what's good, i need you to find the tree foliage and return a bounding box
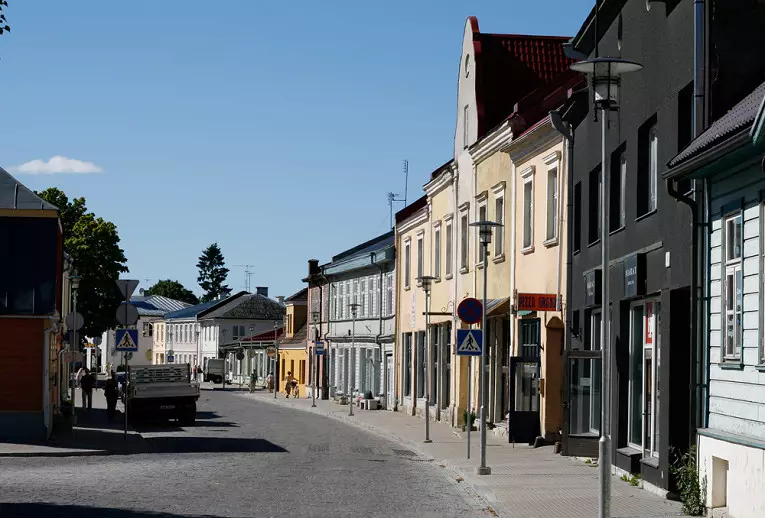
[197,243,229,302]
[0,1,11,36]
[145,279,199,306]
[37,188,129,339]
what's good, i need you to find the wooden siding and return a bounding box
[708,160,765,438]
[0,318,44,412]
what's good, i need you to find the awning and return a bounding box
[486,297,510,317]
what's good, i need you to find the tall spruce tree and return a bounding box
[196,243,230,302]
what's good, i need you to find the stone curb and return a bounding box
[0,448,111,458]
[242,393,509,517]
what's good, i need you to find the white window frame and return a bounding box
[386,273,394,317]
[619,152,627,228]
[521,166,535,252]
[543,153,560,244]
[463,105,469,149]
[445,214,454,278]
[433,221,442,279]
[361,278,367,318]
[628,299,660,458]
[723,212,743,361]
[459,203,470,273]
[416,230,425,283]
[648,125,658,213]
[492,182,506,260]
[404,238,411,290]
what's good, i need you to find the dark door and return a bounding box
[508,357,541,444]
[508,319,541,444]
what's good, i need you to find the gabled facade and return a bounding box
[0,167,64,440]
[278,288,308,398]
[666,81,765,517]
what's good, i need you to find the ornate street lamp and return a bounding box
[417,275,438,443]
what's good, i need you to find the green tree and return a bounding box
[197,243,229,302]
[145,279,199,305]
[37,188,129,339]
[0,2,11,37]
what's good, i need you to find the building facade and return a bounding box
[278,289,308,397]
[666,81,765,517]
[0,168,64,441]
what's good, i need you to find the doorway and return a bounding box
[508,319,541,444]
[386,354,394,409]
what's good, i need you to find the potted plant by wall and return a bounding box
[462,409,477,432]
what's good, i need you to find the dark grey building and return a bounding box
[560,0,765,494]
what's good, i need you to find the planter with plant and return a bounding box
[462,409,477,431]
[669,445,707,516]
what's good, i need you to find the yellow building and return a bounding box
[278,289,308,398]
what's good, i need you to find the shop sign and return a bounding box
[623,253,646,298]
[584,270,602,307]
[517,293,557,312]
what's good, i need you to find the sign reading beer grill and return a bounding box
[517,293,558,312]
[584,270,602,307]
[623,253,646,298]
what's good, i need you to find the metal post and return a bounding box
[476,241,491,475]
[311,324,317,408]
[71,289,78,410]
[349,312,356,416]
[124,351,129,440]
[467,356,472,459]
[424,290,431,443]
[598,107,611,518]
[274,321,279,399]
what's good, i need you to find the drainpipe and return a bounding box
[508,158,518,368]
[704,178,711,429]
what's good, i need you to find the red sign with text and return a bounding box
[517,293,558,312]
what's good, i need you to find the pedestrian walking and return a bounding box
[284,371,296,398]
[80,368,95,411]
[105,371,119,421]
[267,372,274,393]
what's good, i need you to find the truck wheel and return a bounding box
[179,406,196,426]
[214,376,223,384]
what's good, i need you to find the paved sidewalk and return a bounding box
[0,389,144,458]
[242,390,687,518]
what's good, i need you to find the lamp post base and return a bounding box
[474,466,491,476]
[423,439,432,443]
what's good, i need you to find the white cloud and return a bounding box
[10,155,103,175]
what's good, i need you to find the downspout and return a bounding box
[555,126,566,313]
[665,0,707,443]
[508,159,518,358]
[550,109,574,444]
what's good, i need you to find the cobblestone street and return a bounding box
[0,388,490,518]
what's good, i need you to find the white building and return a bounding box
[99,294,189,372]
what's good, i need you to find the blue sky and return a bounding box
[5,0,591,299]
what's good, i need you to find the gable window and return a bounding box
[588,166,602,244]
[546,162,559,242]
[445,218,453,277]
[463,105,469,149]
[521,167,535,251]
[433,224,441,279]
[723,212,743,360]
[404,239,411,289]
[460,213,469,271]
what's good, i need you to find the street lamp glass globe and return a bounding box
[570,57,643,108]
[470,220,503,246]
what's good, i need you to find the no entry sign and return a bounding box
[457,298,483,325]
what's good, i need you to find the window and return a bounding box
[648,126,658,212]
[386,273,394,316]
[299,359,306,384]
[573,182,582,253]
[460,214,469,270]
[522,170,534,250]
[433,226,441,278]
[723,213,743,360]
[404,333,412,396]
[610,148,627,231]
[546,165,558,241]
[416,331,425,398]
[589,167,602,244]
[478,204,487,263]
[404,239,411,289]
[361,279,367,317]
[628,300,660,458]
[494,196,504,257]
[417,234,424,280]
[445,220,453,276]
[463,105,469,148]
[371,277,378,317]
[232,325,245,340]
[589,311,602,434]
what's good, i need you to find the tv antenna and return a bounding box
[386,159,409,229]
[234,264,255,292]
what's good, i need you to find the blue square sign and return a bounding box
[115,329,139,352]
[456,329,482,356]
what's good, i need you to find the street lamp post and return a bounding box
[348,303,360,416]
[221,328,227,391]
[311,311,320,408]
[69,275,80,409]
[195,329,200,382]
[273,320,279,399]
[417,275,437,443]
[570,56,642,518]
[248,324,255,382]
[469,220,502,476]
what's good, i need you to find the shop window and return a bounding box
[568,309,602,435]
[628,300,660,458]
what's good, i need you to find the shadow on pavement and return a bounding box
[142,436,287,454]
[0,503,226,518]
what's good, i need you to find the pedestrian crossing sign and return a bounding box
[115,329,139,352]
[456,329,482,356]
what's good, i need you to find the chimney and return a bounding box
[256,286,268,297]
[276,296,285,305]
[308,259,320,276]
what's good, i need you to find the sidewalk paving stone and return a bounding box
[241,390,688,518]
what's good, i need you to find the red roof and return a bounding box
[467,16,574,140]
[241,327,284,342]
